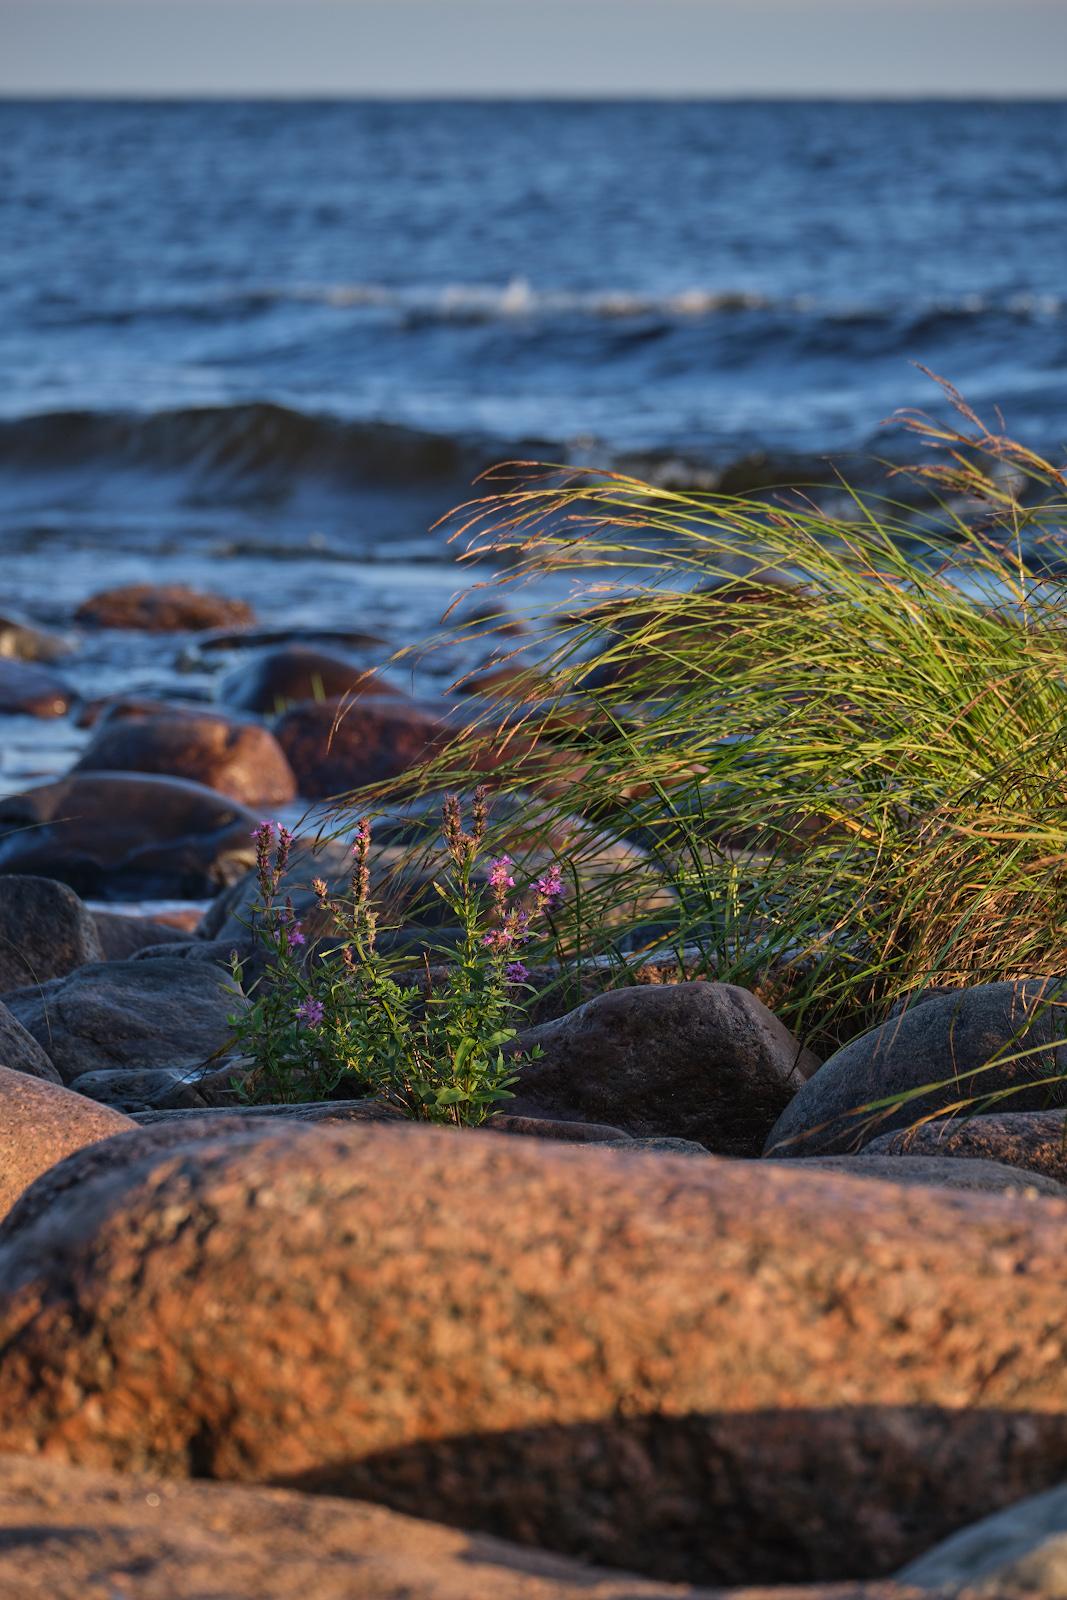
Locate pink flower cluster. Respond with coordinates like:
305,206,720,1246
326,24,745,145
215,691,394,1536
488,855,516,892
295,996,325,1028
480,851,564,966
534,864,565,909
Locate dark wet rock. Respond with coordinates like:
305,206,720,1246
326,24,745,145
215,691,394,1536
132,1098,398,1128
0,1123,1063,1586
0,1001,62,1082
896,1480,1067,1591
511,982,818,1154
75,694,217,730
765,980,1067,1158
0,1454,805,1600
74,711,298,806
491,1113,634,1143
134,934,270,992
770,1153,1065,1196
603,1135,710,1156
3,956,245,1086
865,1110,1067,1187
137,930,252,960
451,600,531,637
0,875,103,991
136,1104,640,1145
0,658,73,718
0,611,72,663
67,1067,195,1112
181,624,388,660
274,695,451,798
92,911,191,962
221,646,405,715
0,1067,132,1220
76,583,255,632
0,773,257,900
455,661,548,700
66,1058,254,1114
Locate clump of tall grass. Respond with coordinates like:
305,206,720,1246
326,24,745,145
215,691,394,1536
331,380,1067,1061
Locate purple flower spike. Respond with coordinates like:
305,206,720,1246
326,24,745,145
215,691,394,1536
505,960,529,985
289,925,307,947
295,997,325,1028
488,854,515,891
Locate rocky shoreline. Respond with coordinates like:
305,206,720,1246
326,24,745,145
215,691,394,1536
0,580,1063,1594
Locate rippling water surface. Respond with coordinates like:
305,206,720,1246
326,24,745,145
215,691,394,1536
0,98,1064,792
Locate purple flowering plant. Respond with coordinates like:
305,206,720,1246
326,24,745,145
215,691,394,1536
229,791,562,1123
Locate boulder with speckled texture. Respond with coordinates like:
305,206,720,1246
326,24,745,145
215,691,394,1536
0,1066,132,1219
765,981,1067,1157
0,1122,1063,1586
75,712,297,807
3,957,245,1085
512,982,819,1153
865,1111,1067,1187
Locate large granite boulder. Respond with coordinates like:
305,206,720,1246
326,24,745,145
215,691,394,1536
765,981,1067,1157
75,712,297,806
0,1122,1063,1586
865,1111,1067,1187
0,774,257,900
0,1067,132,1220
3,956,244,1086
0,875,103,991
0,1113,389,1234
512,982,819,1154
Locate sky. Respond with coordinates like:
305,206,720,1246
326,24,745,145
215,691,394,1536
2,0,1067,98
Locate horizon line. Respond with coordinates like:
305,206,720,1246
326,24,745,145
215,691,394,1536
4,89,1067,103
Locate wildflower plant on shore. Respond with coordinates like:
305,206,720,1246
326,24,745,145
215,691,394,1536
229,792,559,1123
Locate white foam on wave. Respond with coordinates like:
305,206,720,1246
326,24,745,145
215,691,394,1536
43,277,1067,329
246,278,1067,324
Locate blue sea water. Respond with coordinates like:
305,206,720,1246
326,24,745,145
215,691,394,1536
0,98,1064,795
1,99,1066,547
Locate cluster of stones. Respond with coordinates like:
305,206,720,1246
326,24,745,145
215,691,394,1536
0,583,1064,1593
0,582,547,838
